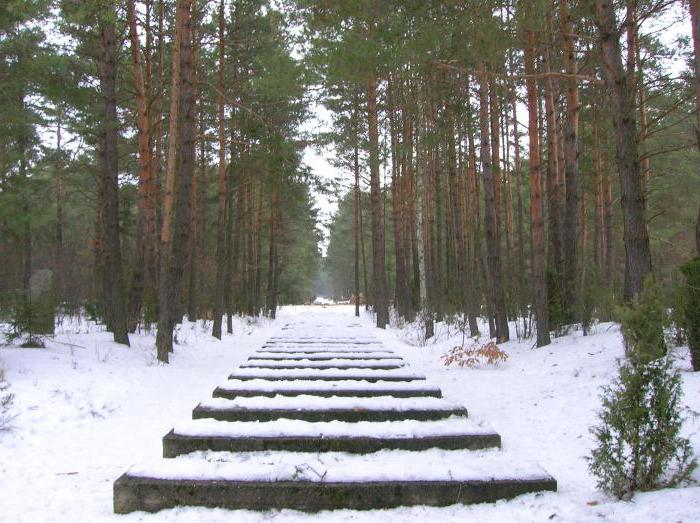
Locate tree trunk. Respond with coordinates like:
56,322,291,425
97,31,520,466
524,30,551,347
54,110,65,303
186,24,201,322
478,66,509,342
156,0,190,362
266,190,278,317
689,0,700,255
595,0,653,301
353,107,361,317
126,0,155,333
543,12,564,278
465,75,481,336
358,187,369,309
367,75,389,328
403,90,420,317
511,78,526,330
561,0,580,322
196,102,207,313
445,80,468,316
151,0,165,297
388,76,410,320
97,18,129,346
603,131,615,286
212,0,227,339
170,0,195,328
593,103,604,270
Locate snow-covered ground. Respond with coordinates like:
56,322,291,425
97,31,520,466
0,305,699,522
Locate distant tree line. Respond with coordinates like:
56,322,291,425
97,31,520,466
0,0,321,361
309,0,700,349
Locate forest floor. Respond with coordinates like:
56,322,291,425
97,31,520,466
0,305,699,522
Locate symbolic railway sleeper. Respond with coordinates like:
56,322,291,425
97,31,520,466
113,314,556,513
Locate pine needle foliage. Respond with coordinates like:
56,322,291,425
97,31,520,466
0,368,15,432
588,279,697,499
680,257,700,371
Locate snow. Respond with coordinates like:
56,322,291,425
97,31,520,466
228,367,426,380
170,416,497,439
258,346,386,353
1,305,699,522
241,358,405,368
196,394,464,412
125,448,549,483
216,378,441,394
312,297,336,305
250,351,400,359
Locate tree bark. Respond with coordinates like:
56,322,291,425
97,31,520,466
478,65,509,342
592,103,604,270
689,0,700,255
266,190,278,317
602,130,615,286
54,110,65,303
511,77,526,331
127,0,155,333
524,30,551,347
97,17,129,346
445,79,468,316
212,0,227,339
595,0,653,301
353,110,361,317
561,0,580,321
388,76,410,320
156,0,190,362
465,75,481,336
367,75,389,328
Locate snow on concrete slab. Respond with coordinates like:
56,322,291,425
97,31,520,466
217,379,440,393
269,338,379,343
125,448,553,483
250,351,400,359
240,359,405,369
171,416,496,439
197,395,464,412
229,368,425,380
257,347,391,354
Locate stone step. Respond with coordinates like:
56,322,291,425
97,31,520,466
264,341,380,346
267,336,380,343
213,379,442,398
249,351,401,360
256,347,392,354
114,450,557,513
228,368,425,382
192,396,467,423
162,418,500,457
240,359,405,370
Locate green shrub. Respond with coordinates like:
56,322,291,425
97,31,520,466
5,293,54,348
680,257,700,371
589,279,696,499
588,358,696,499
547,269,567,336
0,368,15,432
615,277,668,364
669,281,688,347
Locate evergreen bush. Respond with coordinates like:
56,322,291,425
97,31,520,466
615,277,668,364
0,368,15,432
588,358,696,499
5,293,54,348
669,281,688,348
547,269,567,336
588,279,697,499
680,257,700,371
